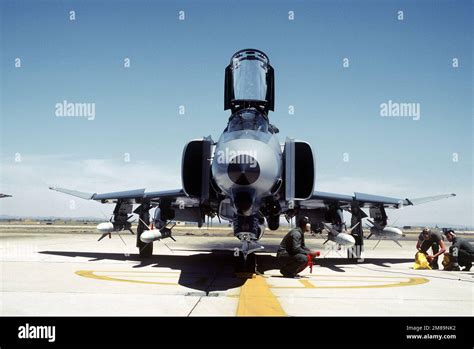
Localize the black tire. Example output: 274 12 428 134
138 240 153 258
348 221 364 260
267 215 279 231
235 252 257 274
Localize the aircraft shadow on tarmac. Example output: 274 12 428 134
39 250 414 293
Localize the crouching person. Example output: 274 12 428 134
416 228 446 270
443 230 474 271
277 216 318 278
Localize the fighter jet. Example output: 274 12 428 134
0 194 12 198
50 49 455 270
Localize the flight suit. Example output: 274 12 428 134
277 227 310 277
418 231 443 269
449 236 474 271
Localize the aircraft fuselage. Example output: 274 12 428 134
212 125 282 216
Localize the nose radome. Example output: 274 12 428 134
227 155 260 185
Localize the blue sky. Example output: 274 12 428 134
0 0 472 226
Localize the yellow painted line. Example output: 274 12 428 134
299 278 414 283
271 276 429 289
299 275 420 278
236 275 286 316
299 279 316 288
90 271 180 274
76 270 179 286
103 275 178 278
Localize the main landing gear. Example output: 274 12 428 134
135 203 153 258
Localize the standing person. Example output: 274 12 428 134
277 216 319 278
416 228 446 270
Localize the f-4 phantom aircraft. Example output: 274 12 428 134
50 49 455 269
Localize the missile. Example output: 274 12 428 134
333 232 355 247
139 229 163 243
322 222 356 247
96 222 114 234
369 226 403 239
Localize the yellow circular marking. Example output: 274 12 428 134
76 270 429 289
76 270 179 286
270 275 429 289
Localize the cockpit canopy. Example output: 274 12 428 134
224 49 274 112
227 109 269 133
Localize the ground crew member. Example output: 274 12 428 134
416 228 446 270
277 216 319 278
443 230 473 271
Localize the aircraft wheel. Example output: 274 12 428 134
235 252 257 276
138 240 153 258
267 215 279 230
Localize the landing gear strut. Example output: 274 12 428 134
232 214 264 276
234 233 262 277
135 203 153 258
235 251 257 277
348 204 365 260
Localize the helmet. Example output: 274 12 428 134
297 216 310 228
443 229 455 236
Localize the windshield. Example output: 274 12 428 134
231 50 269 102
228 109 268 133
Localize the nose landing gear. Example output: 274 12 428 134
233 214 265 278
234 233 263 278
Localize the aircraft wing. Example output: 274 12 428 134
49 186 192 204
299 191 456 209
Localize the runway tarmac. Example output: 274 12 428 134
1 231 472 316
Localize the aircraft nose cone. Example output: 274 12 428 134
227 155 260 185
